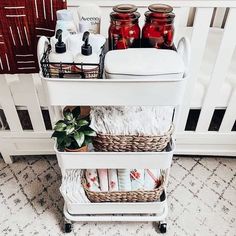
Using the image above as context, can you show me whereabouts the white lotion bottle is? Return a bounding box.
[74,31,100,78]
[49,29,74,77]
[51,10,77,53]
[56,9,77,34]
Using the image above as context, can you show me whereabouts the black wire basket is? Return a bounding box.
[40,44,105,79]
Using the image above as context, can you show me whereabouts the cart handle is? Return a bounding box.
[37,36,50,71]
[177,37,191,77]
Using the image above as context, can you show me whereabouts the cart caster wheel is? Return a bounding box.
[159,223,167,233]
[64,223,72,233]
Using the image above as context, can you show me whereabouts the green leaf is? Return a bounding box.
[84,137,92,145]
[57,135,65,146]
[65,117,76,124]
[77,119,89,127]
[65,124,75,135]
[64,111,73,121]
[72,106,81,118]
[65,137,72,147]
[84,130,96,137]
[54,122,67,131]
[51,131,65,138]
[74,132,85,147]
[51,131,57,138]
[56,134,72,151]
[55,120,65,125]
[57,143,65,152]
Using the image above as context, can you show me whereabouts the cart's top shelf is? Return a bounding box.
[39,37,190,106]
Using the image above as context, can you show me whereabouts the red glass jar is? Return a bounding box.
[108,4,141,50]
[142,4,175,49]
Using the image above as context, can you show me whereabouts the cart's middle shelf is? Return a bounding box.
[56,141,174,170]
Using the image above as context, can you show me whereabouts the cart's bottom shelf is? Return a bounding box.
[64,200,168,222]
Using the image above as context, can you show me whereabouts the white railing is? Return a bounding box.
[0,0,236,163]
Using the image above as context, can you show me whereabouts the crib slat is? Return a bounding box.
[219,89,236,132]
[177,7,213,132]
[100,7,111,38]
[18,74,46,131]
[174,7,190,42]
[48,106,62,126]
[196,8,236,132]
[0,74,23,132]
[213,7,226,28]
[137,7,147,30]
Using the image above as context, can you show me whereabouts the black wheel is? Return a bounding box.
[64,223,72,233]
[159,223,167,234]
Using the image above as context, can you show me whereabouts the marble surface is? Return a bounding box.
[0,155,235,236]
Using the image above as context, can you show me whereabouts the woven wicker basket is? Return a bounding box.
[93,125,174,152]
[82,176,165,203]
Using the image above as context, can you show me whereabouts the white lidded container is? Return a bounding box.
[105,48,185,80]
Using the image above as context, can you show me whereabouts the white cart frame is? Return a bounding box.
[38,36,190,233]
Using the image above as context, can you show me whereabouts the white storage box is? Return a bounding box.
[105,48,185,80]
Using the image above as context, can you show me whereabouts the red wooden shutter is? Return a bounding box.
[0,24,16,73]
[0,0,66,74]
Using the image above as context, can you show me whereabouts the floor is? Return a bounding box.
[0,155,235,236]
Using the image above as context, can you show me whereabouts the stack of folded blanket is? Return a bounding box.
[90,106,173,136]
[85,168,162,192]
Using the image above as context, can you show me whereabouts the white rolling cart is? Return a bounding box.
[38,36,190,234]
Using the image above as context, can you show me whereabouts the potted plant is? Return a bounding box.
[52,107,96,152]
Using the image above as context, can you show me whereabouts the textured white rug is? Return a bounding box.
[0,156,235,236]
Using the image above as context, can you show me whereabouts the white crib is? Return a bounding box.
[0,0,236,164]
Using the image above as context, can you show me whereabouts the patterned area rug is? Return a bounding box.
[0,155,235,236]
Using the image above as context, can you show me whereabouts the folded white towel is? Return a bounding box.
[117,169,131,191]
